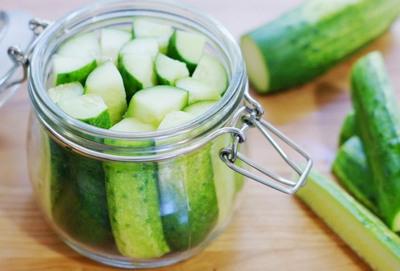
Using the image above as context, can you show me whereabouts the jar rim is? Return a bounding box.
[28,0,246,143]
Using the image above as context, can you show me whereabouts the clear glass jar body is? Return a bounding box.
[26,0,247,268]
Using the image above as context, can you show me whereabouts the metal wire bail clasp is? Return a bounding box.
[220,92,313,195]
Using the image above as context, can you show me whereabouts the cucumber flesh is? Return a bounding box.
[52,54,97,85]
[168,30,206,73]
[183,100,217,117]
[85,62,127,124]
[58,94,112,129]
[119,38,159,60]
[155,54,189,86]
[48,82,84,104]
[158,111,194,130]
[176,77,220,104]
[297,172,400,271]
[58,32,100,59]
[100,28,131,63]
[132,18,173,53]
[126,86,188,126]
[192,54,228,95]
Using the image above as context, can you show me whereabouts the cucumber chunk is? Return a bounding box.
[168,30,206,73]
[58,32,100,59]
[192,54,228,95]
[158,111,194,130]
[155,54,189,86]
[126,86,188,126]
[85,62,127,124]
[119,38,159,60]
[52,54,97,85]
[100,28,131,63]
[176,77,220,104]
[104,119,170,258]
[48,82,84,104]
[132,18,173,53]
[58,94,112,129]
[183,100,218,116]
[118,53,156,101]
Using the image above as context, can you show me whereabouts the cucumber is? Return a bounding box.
[125,86,188,126]
[297,172,400,271]
[52,54,97,85]
[132,18,173,53]
[48,82,84,104]
[167,30,206,73]
[339,112,356,146]
[85,62,127,124]
[176,78,220,104]
[183,100,218,116]
[192,54,228,95]
[332,136,377,213]
[58,94,112,129]
[58,32,100,59]
[157,113,218,250]
[100,28,131,63]
[104,118,170,258]
[119,38,159,60]
[240,0,400,93]
[351,51,400,232]
[155,54,189,86]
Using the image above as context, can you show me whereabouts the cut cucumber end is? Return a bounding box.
[100,28,131,63]
[155,54,189,85]
[52,55,97,85]
[119,38,159,59]
[48,82,84,104]
[158,111,194,130]
[183,100,217,117]
[132,18,173,53]
[176,77,220,104]
[58,32,100,60]
[240,35,270,93]
[111,118,156,133]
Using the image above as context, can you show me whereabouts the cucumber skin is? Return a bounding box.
[167,32,196,74]
[104,161,170,258]
[242,0,400,93]
[117,55,144,102]
[159,146,219,251]
[351,51,400,231]
[339,112,356,146]
[332,136,377,214]
[82,110,112,129]
[55,60,97,86]
[297,171,400,271]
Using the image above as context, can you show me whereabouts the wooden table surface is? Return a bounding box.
[2,0,400,270]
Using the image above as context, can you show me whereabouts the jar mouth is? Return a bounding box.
[29,0,246,147]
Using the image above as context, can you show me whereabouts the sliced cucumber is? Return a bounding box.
[100,28,131,63]
[52,54,97,85]
[85,62,127,124]
[119,38,159,60]
[48,82,84,104]
[168,30,206,73]
[192,54,228,95]
[183,100,218,117]
[58,32,100,59]
[176,77,220,104]
[155,54,189,86]
[126,86,188,126]
[132,18,173,53]
[118,53,156,101]
[158,111,194,130]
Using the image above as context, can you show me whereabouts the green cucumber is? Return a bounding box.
[332,136,377,213]
[85,62,127,124]
[183,100,218,116]
[158,111,194,130]
[167,30,206,73]
[58,32,100,59]
[297,172,400,271]
[192,54,228,95]
[176,77,220,104]
[52,55,97,85]
[240,0,400,93]
[339,112,356,146]
[104,118,170,258]
[119,38,159,60]
[155,54,189,86]
[351,51,400,232]
[126,86,188,126]
[100,28,131,63]
[48,82,84,104]
[132,18,173,53]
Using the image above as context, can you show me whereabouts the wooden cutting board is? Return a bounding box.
[2,0,399,270]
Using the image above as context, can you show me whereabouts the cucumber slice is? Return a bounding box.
[158,111,194,130]
[104,119,170,258]
[297,172,400,271]
[58,94,112,129]
[192,54,228,95]
[58,32,100,59]
[52,54,97,85]
[155,54,189,86]
[100,28,131,63]
[183,100,217,116]
[176,77,220,104]
[48,82,84,104]
[132,18,173,53]
[118,53,156,101]
[168,30,206,73]
[126,86,188,126]
[85,62,127,124]
[119,38,159,60]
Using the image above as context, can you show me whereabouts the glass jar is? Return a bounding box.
[1,0,312,268]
